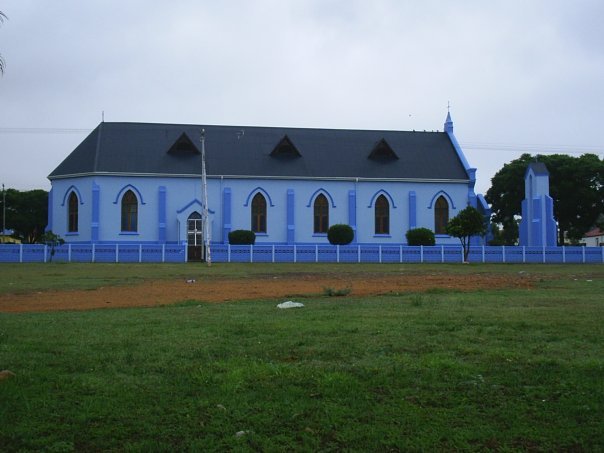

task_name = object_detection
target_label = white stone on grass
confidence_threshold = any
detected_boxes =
[277,301,304,309]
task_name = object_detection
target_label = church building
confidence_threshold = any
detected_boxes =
[47,112,490,259]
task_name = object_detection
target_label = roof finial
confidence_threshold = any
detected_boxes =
[444,102,453,133]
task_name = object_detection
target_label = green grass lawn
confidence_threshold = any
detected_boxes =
[1,264,603,451]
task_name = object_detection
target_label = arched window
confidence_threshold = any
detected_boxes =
[187,211,202,246]
[435,196,449,234]
[375,195,389,235]
[121,190,138,232]
[251,193,267,233]
[68,192,78,233]
[314,194,329,234]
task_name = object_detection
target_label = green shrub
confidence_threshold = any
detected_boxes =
[323,286,352,297]
[228,229,256,245]
[405,227,436,246]
[327,224,354,245]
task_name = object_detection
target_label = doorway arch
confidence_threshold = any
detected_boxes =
[187,211,204,261]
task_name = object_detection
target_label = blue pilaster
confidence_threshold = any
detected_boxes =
[531,198,543,246]
[287,189,295,244]
[91,182,100,242]
[466,168,478,208]
[223,187,232,243]
[348,190,357,243]
[158,186,167,243]
[46,188,53,232]
[545,195,557,246]
[408,191,417,230]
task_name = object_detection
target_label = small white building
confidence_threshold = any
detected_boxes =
[580,227,604,247]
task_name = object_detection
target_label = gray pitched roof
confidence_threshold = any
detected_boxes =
[49,122,470,181]
[526,162,549,177]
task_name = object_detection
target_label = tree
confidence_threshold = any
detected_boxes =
[486,154,604,244]
[0,12,7,75]
[2,188,48,243]
[445,206,486,262]
[39,231,64,262]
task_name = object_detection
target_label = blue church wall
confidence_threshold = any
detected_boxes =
[50,178,95,242]
[49,175,473,246]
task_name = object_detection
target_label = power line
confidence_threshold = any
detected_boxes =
[0,127,90,134]
[460,143,603,155]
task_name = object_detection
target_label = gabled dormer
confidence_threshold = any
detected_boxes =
[270,135,301,158]
[167,133,200,155]
[368,138,398,161]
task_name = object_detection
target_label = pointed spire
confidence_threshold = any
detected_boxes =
[444,103,453,133]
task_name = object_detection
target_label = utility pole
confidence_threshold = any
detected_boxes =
[2,183,5,236]
[200,129,211,266]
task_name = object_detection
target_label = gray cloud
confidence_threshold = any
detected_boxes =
[1,0,603,195]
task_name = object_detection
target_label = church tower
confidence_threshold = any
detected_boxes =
[519,162,557,246]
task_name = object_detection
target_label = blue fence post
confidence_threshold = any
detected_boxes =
[294,244,297,263]
[68,244,72,262]
[420,245,423,263]
[162,244,165,263]
[502,246,506,264]
[562,246,566,264]
[543,246,546,264]
[316,245,319,263]
[482,246,485,263]
[582,247,586,264]
[272,245,275,263]
[523,246,526,263]
[139,245,142,263]
[441,246,444,263]
[250,244,253,263]
[44,245,48,263]
[92,243,96,263]
[116,244,119,263]
[358,245,361,263]
[400,245,403,263]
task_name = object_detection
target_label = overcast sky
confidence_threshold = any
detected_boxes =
[1,0,603,196]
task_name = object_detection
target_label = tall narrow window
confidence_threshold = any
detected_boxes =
[251,193,267,233]
[435,196,449,234]
[375,195,389,235]
[68,192,78,233]
[121,190,138,232]
[314,194,329,234]
[187,211,202,246]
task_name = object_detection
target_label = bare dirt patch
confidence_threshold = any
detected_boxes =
[0,272,534,313]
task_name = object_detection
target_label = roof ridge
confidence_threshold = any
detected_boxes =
[94,121,446,135]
